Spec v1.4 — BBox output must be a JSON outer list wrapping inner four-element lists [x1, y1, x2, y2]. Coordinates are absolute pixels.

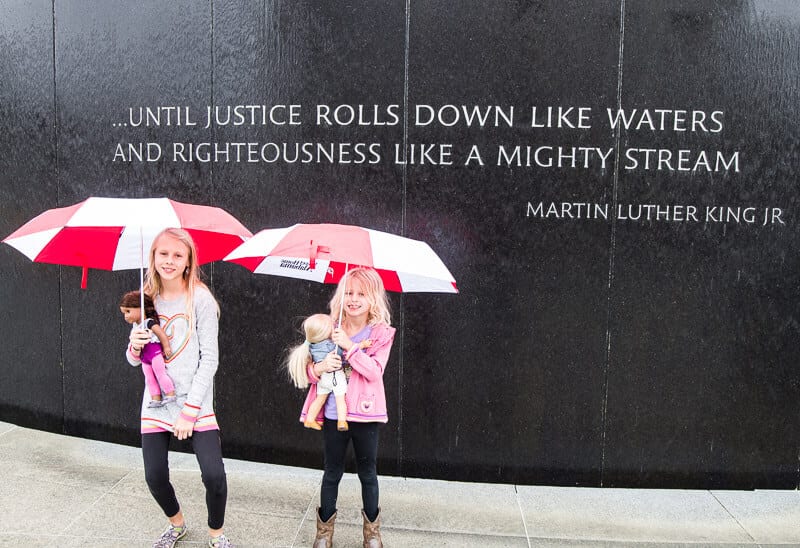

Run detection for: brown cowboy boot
[[313, 507, 336, 548], [361, 508, 383, 548]]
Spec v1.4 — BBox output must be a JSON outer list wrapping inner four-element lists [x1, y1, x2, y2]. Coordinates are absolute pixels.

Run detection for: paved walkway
[[0, 420, 798, 547]]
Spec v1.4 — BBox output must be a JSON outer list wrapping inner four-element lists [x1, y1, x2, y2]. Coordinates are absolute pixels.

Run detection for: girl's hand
[[331, 327, 354, 351], [129, 328, 150, 353], [173, 416, 194, 440], [317, 351, 342, 375]]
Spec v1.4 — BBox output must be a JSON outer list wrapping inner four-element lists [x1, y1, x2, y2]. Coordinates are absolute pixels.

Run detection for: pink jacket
[[300, 323, 396, 424]]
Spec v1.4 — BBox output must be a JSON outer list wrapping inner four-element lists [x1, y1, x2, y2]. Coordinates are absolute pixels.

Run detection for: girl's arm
[[126, 327, 150, 366], [307, 352, 342, 384], [150, 324, 173, 357], [345, 324, 395, 382], [178, 288, 219, 425]]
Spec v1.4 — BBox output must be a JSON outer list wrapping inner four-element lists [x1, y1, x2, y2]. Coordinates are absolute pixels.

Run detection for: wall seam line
[[51, 0, 66, 434], [600, 0, 626, 487], [209, 0, 216, 290], [396, 0, 412, 477]]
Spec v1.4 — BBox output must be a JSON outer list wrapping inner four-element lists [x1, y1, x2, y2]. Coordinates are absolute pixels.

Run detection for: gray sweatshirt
[[127, 286, 220, 433]]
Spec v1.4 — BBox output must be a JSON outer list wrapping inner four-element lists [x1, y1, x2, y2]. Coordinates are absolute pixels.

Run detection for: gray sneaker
[[153, 523, 188, 547], [208, 534, 233, 547]]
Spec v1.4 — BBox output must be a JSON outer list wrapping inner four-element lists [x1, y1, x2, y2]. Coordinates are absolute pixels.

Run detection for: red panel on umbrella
[[188, 230, 254, 264], [374, 269, 403, 292], [34, 226, 123, 269]]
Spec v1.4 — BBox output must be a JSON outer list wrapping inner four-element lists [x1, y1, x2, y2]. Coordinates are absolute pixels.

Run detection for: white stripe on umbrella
[[3, 227, 62, 262], [113, 225, 177, 270], [253, 256, 331, 283], [366, 229, 457, 293], [67, 197, 181, 227]]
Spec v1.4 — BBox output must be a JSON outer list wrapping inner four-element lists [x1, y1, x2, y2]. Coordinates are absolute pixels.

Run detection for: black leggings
[[320, 419, 380, 522], [142, 430, 228, 530]]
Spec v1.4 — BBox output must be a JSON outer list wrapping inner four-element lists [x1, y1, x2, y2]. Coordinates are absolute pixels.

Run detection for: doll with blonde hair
[[286, 313, 371, 432]]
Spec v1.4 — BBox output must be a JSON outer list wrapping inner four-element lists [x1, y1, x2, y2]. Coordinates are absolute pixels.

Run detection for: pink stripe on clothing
[[141, 413, 218, 434]]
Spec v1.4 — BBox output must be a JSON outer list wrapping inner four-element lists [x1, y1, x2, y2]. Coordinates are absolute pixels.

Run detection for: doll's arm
[[346, 326, 395, 382], [151, 324, 172, 357]]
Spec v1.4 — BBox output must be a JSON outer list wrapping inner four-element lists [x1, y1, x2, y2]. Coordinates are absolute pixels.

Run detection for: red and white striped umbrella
[[224, 223, 458, 293], [3, 196, 252, 288]]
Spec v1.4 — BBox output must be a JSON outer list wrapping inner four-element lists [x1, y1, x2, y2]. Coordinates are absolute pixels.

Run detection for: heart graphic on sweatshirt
[[161, 314, 190, 363]]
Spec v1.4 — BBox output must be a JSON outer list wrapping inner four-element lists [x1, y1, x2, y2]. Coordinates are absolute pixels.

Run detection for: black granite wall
[[1, 1, 798, 489]]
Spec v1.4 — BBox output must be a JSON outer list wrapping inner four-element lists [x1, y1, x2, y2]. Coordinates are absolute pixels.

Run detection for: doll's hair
[[328, 267, 391, 326], [119, 290, 158, 322], [143, 228, 219, 327], [285, 313, 333, 389], [303, 313, 334, 343]]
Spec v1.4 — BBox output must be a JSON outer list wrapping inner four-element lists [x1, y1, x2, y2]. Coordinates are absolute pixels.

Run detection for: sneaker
[[147, 399, 165, 408], [161, 395, 177, 405], [208, 534, 233, 547], [152, 523, 188, 548]]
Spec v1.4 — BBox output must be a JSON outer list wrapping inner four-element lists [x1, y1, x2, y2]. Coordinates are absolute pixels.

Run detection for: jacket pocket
[[356, 393, 376, 415]]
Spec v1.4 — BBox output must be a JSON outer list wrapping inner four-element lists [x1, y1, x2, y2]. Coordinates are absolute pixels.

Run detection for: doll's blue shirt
[[309, 339, 340, 363]]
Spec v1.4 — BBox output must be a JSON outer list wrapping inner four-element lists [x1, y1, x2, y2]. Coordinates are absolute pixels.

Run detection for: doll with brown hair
[[120, 290, 175, 408], [286, 313, 371, 432]]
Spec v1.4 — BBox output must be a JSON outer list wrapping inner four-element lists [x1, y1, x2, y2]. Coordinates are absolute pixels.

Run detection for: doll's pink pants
[[141, 343, 175, 397]]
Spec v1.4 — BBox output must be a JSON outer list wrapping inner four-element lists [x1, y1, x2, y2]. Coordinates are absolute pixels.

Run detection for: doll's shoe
[[147, 399, 164, 408], [337, 420, 349, 431], [161, 395, 177, 405], [304, 419, 322, 430]]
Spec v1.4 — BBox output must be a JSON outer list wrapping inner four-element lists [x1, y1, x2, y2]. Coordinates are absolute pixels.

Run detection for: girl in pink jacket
[[300, 267, 395, 548]]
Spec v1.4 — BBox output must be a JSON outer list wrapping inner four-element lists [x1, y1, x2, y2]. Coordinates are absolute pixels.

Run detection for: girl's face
[[343, 278, 371, 322], [120, 306, 141, 325], [152, 234, 190, 283]]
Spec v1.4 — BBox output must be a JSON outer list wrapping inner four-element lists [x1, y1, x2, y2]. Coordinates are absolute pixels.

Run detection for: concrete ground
[[0, 420, 798, 547]]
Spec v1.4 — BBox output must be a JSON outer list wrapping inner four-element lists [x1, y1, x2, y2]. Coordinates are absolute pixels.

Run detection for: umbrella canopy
[[3, 196, 253, 287], [223, 223, 458, 293]]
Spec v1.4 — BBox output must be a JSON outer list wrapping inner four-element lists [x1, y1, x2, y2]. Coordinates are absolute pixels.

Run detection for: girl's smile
[[343, 279, 370, 321], [153, 235, 190, 283]]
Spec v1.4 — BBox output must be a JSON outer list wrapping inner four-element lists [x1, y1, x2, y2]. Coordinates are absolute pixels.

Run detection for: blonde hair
[[143, 228, 219, 327], [285, 313, 333, 389], [328, 267, 391, 326]]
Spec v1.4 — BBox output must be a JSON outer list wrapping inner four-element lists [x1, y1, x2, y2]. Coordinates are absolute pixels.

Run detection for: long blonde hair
[[143, 228, 219, 327], [285, 313, 333, 389], [328, 267, 391, 326]]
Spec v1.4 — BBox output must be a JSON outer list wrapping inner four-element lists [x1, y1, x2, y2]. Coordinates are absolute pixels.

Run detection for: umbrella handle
[[140, 228, 146, 330], [334, 263, 349, 353], [81, 266, 88, 289]]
